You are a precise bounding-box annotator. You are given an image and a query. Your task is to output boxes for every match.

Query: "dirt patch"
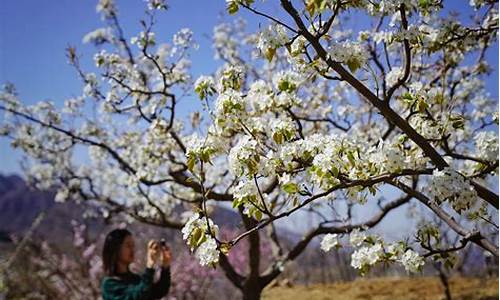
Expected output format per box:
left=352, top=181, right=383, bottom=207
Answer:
left=263, top=276, right=499, bottom=300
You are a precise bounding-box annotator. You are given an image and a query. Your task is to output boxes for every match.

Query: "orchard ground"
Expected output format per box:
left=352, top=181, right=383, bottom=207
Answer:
left=262, top=276, right=499, bottom=300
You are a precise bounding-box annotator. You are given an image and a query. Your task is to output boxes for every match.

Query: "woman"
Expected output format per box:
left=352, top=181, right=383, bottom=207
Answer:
left=101, top=229, right=172, bottom=300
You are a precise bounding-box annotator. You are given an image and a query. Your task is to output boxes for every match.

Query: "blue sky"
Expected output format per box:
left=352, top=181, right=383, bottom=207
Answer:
left=0, top=0, right=228, bottom=172
left=0, top=0, right=498, bottom=175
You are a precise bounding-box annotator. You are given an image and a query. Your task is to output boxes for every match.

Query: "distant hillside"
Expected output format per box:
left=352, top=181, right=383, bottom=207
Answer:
left=0, top=174, right=89, bottom=240
left=0, top=174, right=249, bottom=244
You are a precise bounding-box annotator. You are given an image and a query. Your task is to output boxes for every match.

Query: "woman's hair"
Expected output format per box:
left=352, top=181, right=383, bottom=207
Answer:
left=102, top=228, right=132, bottom=276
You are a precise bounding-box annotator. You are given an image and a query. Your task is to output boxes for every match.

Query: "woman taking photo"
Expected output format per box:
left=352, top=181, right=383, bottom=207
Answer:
left=101, top=229, right=172, bottom=300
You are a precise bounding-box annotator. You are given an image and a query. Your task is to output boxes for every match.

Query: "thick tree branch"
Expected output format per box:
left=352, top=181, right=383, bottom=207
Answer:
left=385, top=4, right=411, bottom=103
left=260, top=194, right=412, bottom=285
left=228, top=168, right=433, bottom=247
left=279, top=0, right=499, bottom=209
left=219, top=253, right=244, bottom=289
left=389, top=179, right=499, bottom=257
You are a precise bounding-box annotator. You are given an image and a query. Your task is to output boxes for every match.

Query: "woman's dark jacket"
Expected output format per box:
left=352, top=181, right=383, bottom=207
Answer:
left=101, top=267, right=171, bottom=300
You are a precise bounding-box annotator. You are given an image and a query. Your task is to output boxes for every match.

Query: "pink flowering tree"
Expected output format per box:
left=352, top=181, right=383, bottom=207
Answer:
left=1, top=0, right=498, bottom=299
left=2, top=220, right=102, bottom=299
left=2, top=219, right=226, bottom=300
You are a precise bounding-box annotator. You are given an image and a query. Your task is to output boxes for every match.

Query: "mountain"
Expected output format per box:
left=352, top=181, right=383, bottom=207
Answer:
left=0, top=174, right=243, bottom=242
left=0, top=174, right=88, bottom=239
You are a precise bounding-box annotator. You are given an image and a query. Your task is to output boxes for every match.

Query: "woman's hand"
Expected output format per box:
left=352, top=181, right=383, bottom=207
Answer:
left=146, top=240, right=160, bottom=268
left=161, top=245, right=172, bottom=267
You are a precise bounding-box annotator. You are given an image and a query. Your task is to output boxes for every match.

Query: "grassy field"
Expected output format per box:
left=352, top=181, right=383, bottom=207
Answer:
left=263, top=276, right=499, bottom=300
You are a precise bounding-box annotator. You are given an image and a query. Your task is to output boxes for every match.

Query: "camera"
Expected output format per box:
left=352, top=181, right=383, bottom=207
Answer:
left=159, top=238, right=167, bottom=247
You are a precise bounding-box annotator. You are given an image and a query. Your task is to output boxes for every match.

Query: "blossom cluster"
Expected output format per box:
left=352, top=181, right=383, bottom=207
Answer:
left=474, top=131, right=498, bottom=162
left=427, top=167, right=478, bottom=213
left=256, top=24, right=288, bottom=61
left=320, top=229, right=425, bottom=274
left=232, top=179, right=268, bottom=220
left=181, top=213, right=220, bottom=266
left=194, top=75, right=216, bottom=100
left=328, top=41, right=368, bottom=72
left=320, top=233, right=340, bottom=252
left=349, top=229, right=425, bottom=274
left=228, top=135, right=260, bottom=176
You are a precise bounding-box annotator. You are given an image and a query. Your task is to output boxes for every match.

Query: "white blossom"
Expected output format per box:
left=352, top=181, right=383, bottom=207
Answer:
left=194, top=75, right=216, bottom=100
left=369, top=141, right=405, bottom=173
left=270, top=117, right=295, bottom=143
left=185, top=134, right=207, bottom=156
left=399, top=249, right=425, bottom=273
left=83, top=73, right=98, bottom=97
left=256, top=24, right=288, bottom=58
left=173, top=28, right=194, bottom=48
left=351, top=243, right=383, bottom=269
left=195, top=237, right=220, bottom=266
left=290, top=36, right=306, bottom=56
left=181, top=213, right=219, bottom=246
left=320, top=234, right=340, bottom=252
left=62, top=97, right=84, bottom=115
left=247, top=80, right=273, bottom=112
left=349, top=228, right=366, bottom=247
left=233, top=179, right=258, bottom=201
left=131, top=31, right=156, bottom=48
left=82, top=27, right=113, bottom=45
left=146, top=0, right=167, bottom=10
left=385, top=67, right=403, bottom=87
left=228, top=135, right=259, bottom=176
left=427, top=167, right=478, bottom=213
left=474, top=131, right=498, bottom=162
left=96, top=0, right=116, bottom=18
left=273, top=70, right=302, bottom=93
left=218, top=65, right=245, bottom=92
left=409, top=114, right=441, bottom=139
left=215, top=89, right=245, bottom=117
left=328, top=41, right=368, bottom=71
left=275, top=91, right=301, bottom=108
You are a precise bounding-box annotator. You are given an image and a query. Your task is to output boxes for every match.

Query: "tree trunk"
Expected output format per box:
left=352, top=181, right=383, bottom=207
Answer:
left=241, top=281, right=263, bottom=300
left=435, top=263, right=452, bottom=300
left=242, top=289, right=263, bottom=300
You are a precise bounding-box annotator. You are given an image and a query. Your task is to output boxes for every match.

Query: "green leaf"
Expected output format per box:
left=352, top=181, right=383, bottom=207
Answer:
left=247, top=158, right=259, bottom=175
left=417, top=98, right=428, bottom=113
left=449, top=115, right=465, bottom=129
left=305, top=0, right=328, bottom=16
left=227, top=1, right=239, bottom=14
left=347, top=151, right=356, bottom=166
left=305, top=0, right=316, bottom=16
left=346, top=58, right=361, bottom=73
left=419, top=0, right=431, bottom=8
left=189, top=227, right=202, bottom=248
left=284, top=130, right=294, bottom=141
left=265, top=47, right=276, bottom=62
left=283, top=182, right=299, bottom=194
left=398, top=134, right=408, bottom=143
left=330, top=166, right=339, bottom=178
left=368, top=186, right=377, bottom=195
left=232, top=198, right=242, bottom=209
left=187, top=155, right=196, bottom=172
left=254, top=210, right=262, bottom=221
left=402, top=92, right=413, bottom=101
left=196, top=232, right=206, bottom=247
left=220, top=242, right=232, bottom=255
left=273, top=132, right=284, bottom=144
